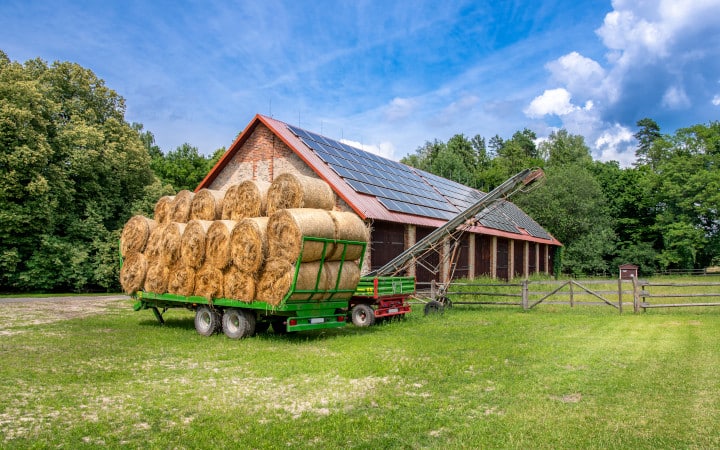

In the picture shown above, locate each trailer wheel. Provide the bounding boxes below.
[351,304,376,327]
[194,306,221,336]
[424,300,444,316]
[222,308,256,339]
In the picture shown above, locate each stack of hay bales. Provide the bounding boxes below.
[119,174,369,306]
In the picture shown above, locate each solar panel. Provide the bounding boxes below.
[286,124,549,237]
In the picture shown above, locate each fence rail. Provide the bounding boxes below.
[414,277,720,313]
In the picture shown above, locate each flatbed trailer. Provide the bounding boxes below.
[132,236,367,338]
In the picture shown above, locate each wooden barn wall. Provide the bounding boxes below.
[528,243,537,274]
[475,234,492,277]
[539,244,547,273]
[414,226,441,283]
[496,237,509,281]
[451,235,470,280]
[369,221,405,274]
[514,241,525,278]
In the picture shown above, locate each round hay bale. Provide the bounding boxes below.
[223,266,255,302]
[154,195,175,224]
[256,259,329,305]
[234,179,271,218]
[143,260,169,294]
[221,183,242,220]
[181,220,213,269]
[170,190,194,223]
[161,222,187,267]
[144,223,166,262]
[266,209,335,262]
[167,264,195,297]
[230,217,269,273]
[190,189,224,221]
[205,220,237,269]
[194,264,224,300]
[323,261,360,300]
[327,210,369,261]
[120,252,147,295]
[266,173,335,216]
[120,215,157,257]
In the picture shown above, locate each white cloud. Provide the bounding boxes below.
[524,88,576,118]
[384,97,420,122]
[662,85,690,109]
[594,124,636,167]
[340,138,396,160]
[712,95,720,106]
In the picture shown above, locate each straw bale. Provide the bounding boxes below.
[143,260,169,294]
[170,190,194,223]
[120,252,147,295]
[223,266,256,302]
[167,264,195,297]
[221,183,244,220]
[267,208,335,262]
[154,195,175,224]
[230,217,269,272]
[323,261,360,300]
[256,259,329,305]
[205,220,237,269]
[161,222,187,267]
[181,220,213,269]
[194,263,224,300]
[120,215,157,257]
[327,210,369,261]
[266,172,335,216]
[144,224,166,263]
[190,189,224,221]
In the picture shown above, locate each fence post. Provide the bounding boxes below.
[632,276,639,313]
[522,279,529,310]
[569,280,574,307]
[431,279,436,300]
[618,278,623,313]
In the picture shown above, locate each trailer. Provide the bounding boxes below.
[129,168,544,336]
[131,236,367,338]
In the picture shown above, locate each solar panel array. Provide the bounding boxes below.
[285,124,552,240]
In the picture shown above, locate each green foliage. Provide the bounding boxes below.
[0,51,155,292]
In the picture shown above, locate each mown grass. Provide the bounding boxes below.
[2,281,720,448]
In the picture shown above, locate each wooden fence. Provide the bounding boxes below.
[415,278,720,313]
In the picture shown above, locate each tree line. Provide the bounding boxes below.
[0,51,220,292]
[1,51,717,292]
[400,121,720,276]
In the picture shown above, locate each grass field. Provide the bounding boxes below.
[2,280,720,448]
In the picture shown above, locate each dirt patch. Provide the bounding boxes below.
[0,296,129,336]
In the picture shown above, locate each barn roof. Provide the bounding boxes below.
[198,114,561,246]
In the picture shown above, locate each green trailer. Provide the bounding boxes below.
[131,236,367,338]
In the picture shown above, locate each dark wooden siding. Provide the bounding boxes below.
[528,243,537,275]
[514,241,524,278]
[450,235,470,279]
[539,244,546,273]
[496,238,509,281]
[475,234,492,277]
[415,226,441,283]
[370,221,405,274]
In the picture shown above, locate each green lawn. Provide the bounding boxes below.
[2,292,720,448]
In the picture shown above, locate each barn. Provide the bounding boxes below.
[197,114,561,283]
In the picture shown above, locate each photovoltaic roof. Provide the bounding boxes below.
[286,124,552,240]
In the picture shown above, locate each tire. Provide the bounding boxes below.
[438,296,453,309]
[424,300,444,316]
[351,304,376,327]
[194,305,221,336]
[222,308,256,339]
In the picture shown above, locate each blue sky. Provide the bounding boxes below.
[2,1,720,167]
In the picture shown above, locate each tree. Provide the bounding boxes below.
[634,117,661,167]
[0,51,155,291]
[542,129,593,167]
[151,143,210,191]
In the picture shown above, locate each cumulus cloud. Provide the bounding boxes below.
[384,97,420,122]
[524,0,720,167]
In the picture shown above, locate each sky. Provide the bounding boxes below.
[2,0,720,167]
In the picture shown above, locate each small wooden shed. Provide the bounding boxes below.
[619,264,639,280]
